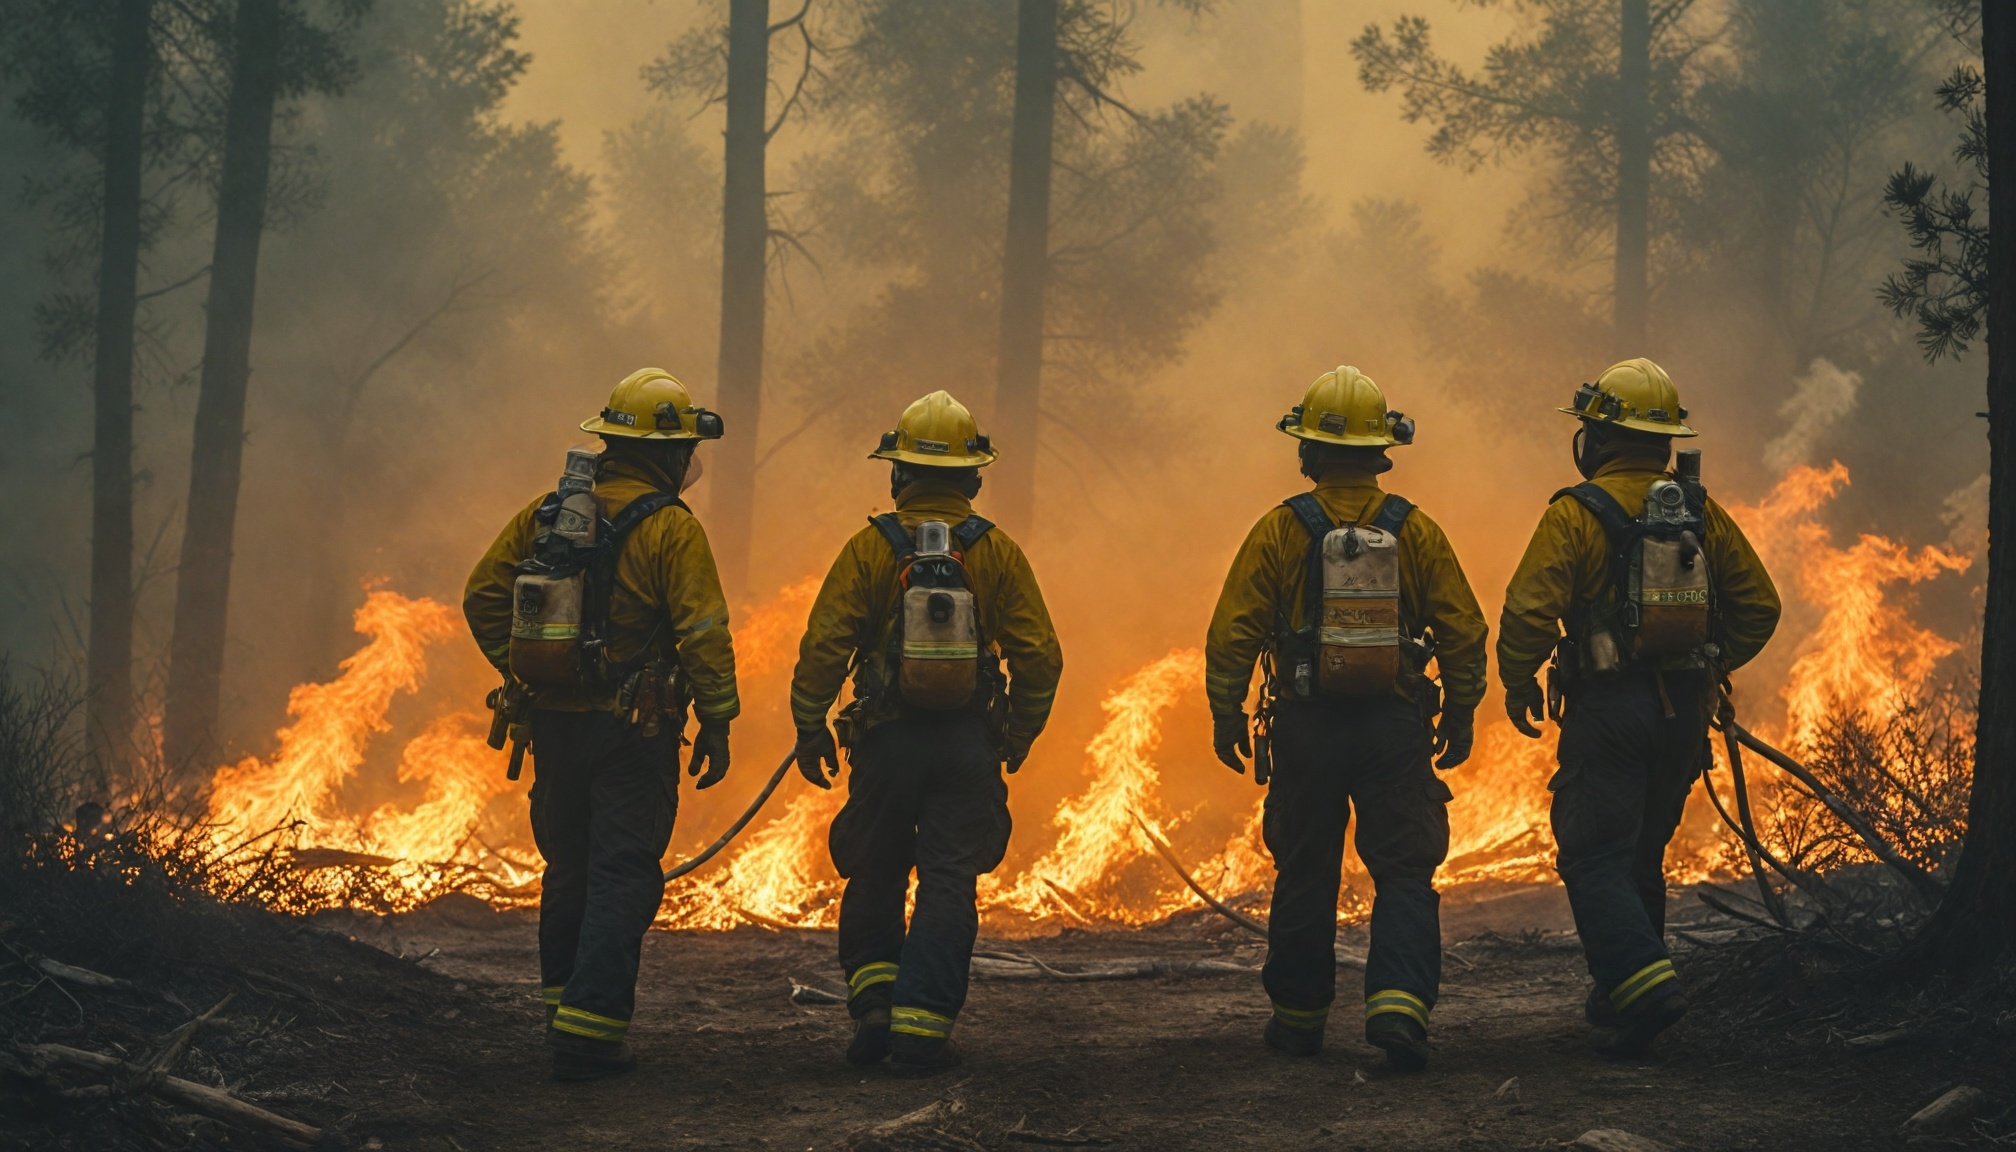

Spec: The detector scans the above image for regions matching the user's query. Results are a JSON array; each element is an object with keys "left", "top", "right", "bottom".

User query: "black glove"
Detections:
[
  {"left": 1506, "top": 680, "right": 1546, "bottom": 739},
  {"left": 1433, "top": 706, "right": 1475, "bottom": 770},
  {"left": 687, "top": 722, "right": 731, "bottom": 789},
  {"left": 1213, "top": 711, "right": 1252, "bottom": 774},
  {"left": 796, "top": 724, "right": 840, "bottom": 789},
  {"left": 1001, "top": 728, "right": 1034, "bottom": 774}
]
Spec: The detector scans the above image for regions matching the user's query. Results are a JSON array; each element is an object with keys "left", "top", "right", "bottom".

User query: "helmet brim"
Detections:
[
  {"left": 1280, "top": 424, "right": 1403, "bottom": 448},
  {"left": 1557, "top": 408, "right": 1698, "bottom": 437},
  {"left": 869, "top": 447, "right": 997, "bottom": 467},
  {"left": 581, "top": 417, "right": 710, "bottom": 440}
]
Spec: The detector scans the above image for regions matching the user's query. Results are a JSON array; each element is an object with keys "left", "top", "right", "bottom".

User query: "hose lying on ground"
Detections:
[
  {"left": 1711, "top": 716, "right": 1945, "bottom": 906},
  {"left": 663, "top": 749, "right": 796, "bottom": 883}
]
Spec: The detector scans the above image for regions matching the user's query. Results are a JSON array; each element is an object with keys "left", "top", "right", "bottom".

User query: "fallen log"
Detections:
[
  {"left": 1900, "top": 1085, "right": 1986, "bottom": 1136},
  {"left": 22, "top": 1042, "right": 323, "bottom": 1145},
  {"left": 131, "top": 990, "right": 236, "bottom": 1090},
  {"left": 970, "top": 952, "right": 1255, "bottom": 981},
  {"left": 1005, "top": 1116, "right": 1109, "bottom": 1146},
  {"left": 34, "top": 958, "right": 140, "bottom": 992},
  {"left": 1128, "top": 810, "right": 1267, "bottom": 937}
]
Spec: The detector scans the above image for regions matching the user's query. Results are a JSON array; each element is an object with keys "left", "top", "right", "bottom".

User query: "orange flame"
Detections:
[
  {"left": 201, "top": 591, "right": 526, "bottom": 910},
  {"left": 985, "top": 648, "right": 1203, "bottom": 923},
  {"left": 204, "top": 455, "right": 1977, "bottom": 925},
  {"left": 1732, "top": 463, "right": 1971, "bottom": 749}
]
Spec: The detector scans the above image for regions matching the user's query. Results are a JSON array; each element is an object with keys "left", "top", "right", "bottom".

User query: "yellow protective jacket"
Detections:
[
  {"left": 789, "top": 481, "right": 1063, "bottom": 741},
  {"left": 1497, "top": 455, "right": 1781, "bottom": 688},
  {"left": 463, "top": 458, "right": 740, "bottom": 720},
  {"left": 1205, "top": 470, "right": 1490, "bottom": 717}
]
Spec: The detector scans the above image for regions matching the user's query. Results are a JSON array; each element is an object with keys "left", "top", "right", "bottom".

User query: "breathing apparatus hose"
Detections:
[{"left": 662, "top": 749, "right": 796, "bottom": 883}]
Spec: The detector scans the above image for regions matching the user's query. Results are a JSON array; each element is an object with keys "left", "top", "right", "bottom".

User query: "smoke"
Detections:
[
  {"left": 1763, "top": 358, "right": 1861, "bottom": 475},
  {"left": 1942, "top": 473, "right": 1990, "bottom": 564}
]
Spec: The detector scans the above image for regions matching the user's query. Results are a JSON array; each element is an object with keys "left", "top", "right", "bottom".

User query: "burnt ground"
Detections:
[{"left": 5, "top": 881, "right": 2010, "bottom": 1151}]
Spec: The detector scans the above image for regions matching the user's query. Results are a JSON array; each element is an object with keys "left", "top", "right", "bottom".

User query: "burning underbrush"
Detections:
[{"left": 4, "top": 460, "right": 1984, "bottom": 947}]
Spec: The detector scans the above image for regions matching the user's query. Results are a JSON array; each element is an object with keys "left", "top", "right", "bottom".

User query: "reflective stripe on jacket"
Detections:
[
  {"left": 1496, "top": 455, "right": 1781, "bottom": 689},
  {"left": 462, "top": 458, "right": 740, "bottom": 719},
  {"left": 1205, "top": 470, "right": 1489, "bottom": 717},
  {"left": 789, "top": 481, "right": 1063, "bottom": 741}
]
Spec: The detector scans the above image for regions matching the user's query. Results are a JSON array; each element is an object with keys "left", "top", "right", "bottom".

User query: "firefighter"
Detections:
[
  {"left": 464, "top": 368, "right": 740, "bottom": 1081},
  {"left": 1207, "top": 366, "right": 1488, "bottom": 1071},
  {"left": 790, "top": 390, "right": 1064, "bottom": 1076},
  {"left": 1500, "top": 358, "right": 1780, "bottom": 1057}
]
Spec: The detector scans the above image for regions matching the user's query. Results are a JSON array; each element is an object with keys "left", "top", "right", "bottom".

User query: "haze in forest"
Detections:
[{"left": 0, "top": 0, "right": 1989, "bottom": 853}]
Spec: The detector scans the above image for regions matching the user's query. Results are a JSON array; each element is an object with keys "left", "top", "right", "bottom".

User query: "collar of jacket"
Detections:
[
  {"left": 1312, "top": 468, "right": 1385, "bottom": 493},
  {"left": 598, "top": 455, "right": 684, "bottom": 497},
  {"left": 1592, "top": 452, "right": 1669, "bottom": 479},
  {"left": 894, "top": 481, "right": 975, "bottom": 521}
]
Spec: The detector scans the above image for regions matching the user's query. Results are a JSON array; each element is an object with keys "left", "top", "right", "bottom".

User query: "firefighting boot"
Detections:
[
  {"left": 547, "top": 1028, "right": 638, "bottom": 1082},
  {"left": 1365, "top": 990, "right": 1431, "bottom": 1072},
  {"left": 1593, "top": 962, "right": 1688, "bottom": 1058},
  {"left": 1584, "top": 983, "right": 1616, "bottom": 1028},
  {"left": 846, "top": 985, "right": 894, "bottom": 1065},
  {"left": 1365, "top": 1013, "right": 1429, "bottom": 1072},
  {"left": 1263, "top": 1004, "right": 1326, "bottom": 1057},
  {"left": 888, "top": 1007, "right": 962, "bottom": 1076}
]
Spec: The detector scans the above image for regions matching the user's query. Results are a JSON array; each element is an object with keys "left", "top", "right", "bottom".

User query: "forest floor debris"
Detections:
[{"left": 11, "top": 879, "right": 2015, "bottom": 1150}]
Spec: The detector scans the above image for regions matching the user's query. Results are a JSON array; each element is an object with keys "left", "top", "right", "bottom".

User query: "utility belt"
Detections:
[
  {"left": 834, "top": 652, "right": 1008, "bottom": 756},
  {"left": 1546, "top": 623, "right": 1718, "bottom": 727}
]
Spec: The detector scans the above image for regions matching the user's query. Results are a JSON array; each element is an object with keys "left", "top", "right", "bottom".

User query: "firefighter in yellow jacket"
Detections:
[
  {"left": 1500, "top": 358, "right": 1780, "bottom": 1057},
  {"left": 1207, "top": 367, "right": 1488, "bottom": 1071},
  {"left": 791, "top": 391, "right": 1063, "bottom": 1076},
  {"left": 464, "top": 369, "right": 740, "bottom": 1081}
]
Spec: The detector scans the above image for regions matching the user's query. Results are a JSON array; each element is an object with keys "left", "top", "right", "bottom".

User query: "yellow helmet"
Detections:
[
  {"left": 870, "top": 390, "right": 997, "bottom": 467},
  {"left": 579, "top": 368, "right": 724, "bottom": 440},
  {"left": 1278, "top": 365, "right": 1415, "bottom": 447},
  {"left": 1559, "top": 357, "right": 1697, "bottom": 437}
]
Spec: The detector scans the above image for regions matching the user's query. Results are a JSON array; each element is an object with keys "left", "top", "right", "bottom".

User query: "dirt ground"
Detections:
[{"left": 262, "top": 884, "right": 1978, "bottom": 1152}]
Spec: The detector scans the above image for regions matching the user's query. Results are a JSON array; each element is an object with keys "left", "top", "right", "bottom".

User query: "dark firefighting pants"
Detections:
[
  {"left": 529, "top": 709, "right": 676, "bottom": 1044},
  {"left": 830, "top": 712, "right": 1012, "bottom": 1042},
  {"left": 1550, "top": 671, "right": 1708, "bottom": 1013},
  {"left": 1262, "top": 696, "right": 1451, "bottom": 1033}
]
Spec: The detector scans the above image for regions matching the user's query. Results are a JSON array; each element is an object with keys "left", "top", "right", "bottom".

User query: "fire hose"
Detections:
[
  {"left": 1709, "top": 713, "right": 1945, "bottom": 906},
  {"left": 662, "top": 749, "right": 796, "bottom": 883}
]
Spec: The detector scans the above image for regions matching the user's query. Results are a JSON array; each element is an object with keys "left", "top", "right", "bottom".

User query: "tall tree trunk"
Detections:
[
  {"left": 161, "top": 0, "right": 282, "bottom": 770},
  {"left": 1905, "top": 0, "right": 2016, "bottom": 979},
  {"left": 1613, "top": 0, "right": 1651, "bottom": 355},
  {"left": 712, "top": 0, "right": 768, "bottom": 596},
  {"left": 991, "top": 0, "right": 1059, "bottom": 531},
  {"left": 85, "top": 0, "right": 153, "bottom": 781}
]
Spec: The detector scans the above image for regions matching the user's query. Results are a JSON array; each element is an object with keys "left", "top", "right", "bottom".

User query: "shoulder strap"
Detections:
[
  {"left": 870, "top": 513, "right": 916, "bottom": 561},
  {"left": 607, "top": 490, "right": 688, "bottom": 541},
  {"left": 1551, "top": 482, "right": 1641, "bottom": 606},
  {"left": 1550, "top": 483, "right": 1634, "bottom": 542},
  {"left": 953, "top": 514, "right": 994, "bottom": 550},
  {"left": 1370, "top": 494, "right": 1414, "bottom": 535},
  {"left": 1280, "top": 494, "right": 1334, "bottom": 642},
  {"left": 1282, "top": 492, "right": 1333, "bottom": 542}
]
